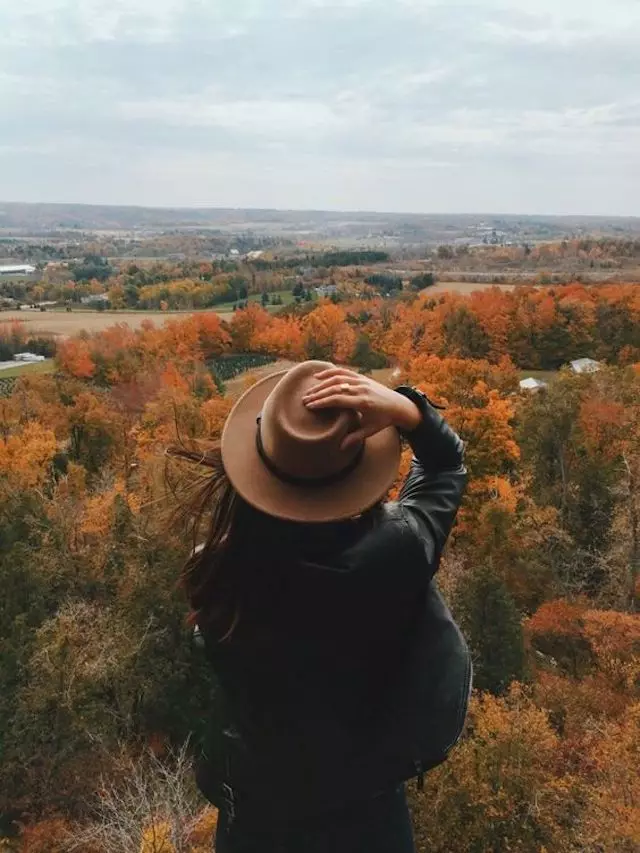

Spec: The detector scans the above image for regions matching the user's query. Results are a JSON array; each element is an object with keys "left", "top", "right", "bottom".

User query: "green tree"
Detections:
[
  {"left": 71, "top": 255, "right": 113, "bottom": 283},
  {"left": 453, "top": 565, "right": 525, "bottom": 695},
  {"left": 410, "top": 272, "right": 435, "bottom": 291},
  {"left": 124, "top": 284, "right": 140, "bottom": 308},
  {"left": 349, "top": 335, "right": 388, "bottom": 374},
  {"left": 365, "top": 273, "right": 402, "bottom": 295}
]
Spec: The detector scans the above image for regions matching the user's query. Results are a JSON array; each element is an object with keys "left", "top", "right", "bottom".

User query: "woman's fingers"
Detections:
[
  {"left": 303, "top": 377, "right": 365, "bottom": 401},
  {"left": 313, "top": 367, "right": 360, "bottom": 381},
  {"left": 304, "top": 392, "right": 362, "bottom": 411}
]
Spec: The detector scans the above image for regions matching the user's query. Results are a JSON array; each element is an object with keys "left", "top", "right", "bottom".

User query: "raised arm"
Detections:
[
  {"left": 393, "top": 386, "right": 467, "bottom": 575},
  {"left": 303, "top": 370, "right": 467, "bottom": 579}
]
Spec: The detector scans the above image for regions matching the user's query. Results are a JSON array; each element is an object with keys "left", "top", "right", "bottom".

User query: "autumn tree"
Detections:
[
  {"left": 56, "top": 338, "right": 96, "bottom": 379},
  {"left": 0, "top": 422, "right": 57, "bottom": 489},
  {"left": 301, "top": 302, "right": 356, "bottom": 363},
  {"left": 66, "top": 744, "right": 215, "bottom": 853},
  {"left": 408, "top": 685, "right": 579, "bottom": 853},
  {"left": 518, "top": 367, "right": 640, "bottom": 601},
  {"left": 229, "top": 302, "right": 271, "bottom": 352},
  {"left": 253, "top": 315, "right": 305, "bottom": 359}
]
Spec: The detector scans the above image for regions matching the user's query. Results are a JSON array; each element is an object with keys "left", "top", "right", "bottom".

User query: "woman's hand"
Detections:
[{"left": 302, "top": 366, "right": 421, "bottom": 450}]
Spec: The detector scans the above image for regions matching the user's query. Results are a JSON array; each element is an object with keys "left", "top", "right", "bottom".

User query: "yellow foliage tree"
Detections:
[
  {"left": 139, "top": 821, "right": 175, "bottom": 853},
  {"left": 577, "top": 702, "right": 640, "bottom": 851},
  {"left": 409, "top": 684, "right": 579, "bottom": 853},
  {"left": 0, "top": 422, "right": 57, "bottom": 489}
]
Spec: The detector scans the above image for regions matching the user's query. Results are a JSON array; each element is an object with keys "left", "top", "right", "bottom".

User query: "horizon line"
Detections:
[{"left": 1, "top": 200, "right": 639, "bottom": 221}]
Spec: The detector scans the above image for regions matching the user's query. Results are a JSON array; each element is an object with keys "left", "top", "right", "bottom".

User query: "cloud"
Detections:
[{"left": 0, "top": 0, "right": 639, "bottom": 214}]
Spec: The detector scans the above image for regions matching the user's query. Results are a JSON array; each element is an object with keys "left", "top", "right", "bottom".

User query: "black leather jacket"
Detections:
[{"left": 196, "top": 387, "right": 470, "bottom": 822}]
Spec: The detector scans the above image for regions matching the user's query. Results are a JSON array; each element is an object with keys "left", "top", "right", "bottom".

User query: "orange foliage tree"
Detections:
[
  {"left": 301, "top": 302, "right": 356, "bottom": 363},
  {"left": 0, "top": 422, "right": 57, "bottom": 489}
]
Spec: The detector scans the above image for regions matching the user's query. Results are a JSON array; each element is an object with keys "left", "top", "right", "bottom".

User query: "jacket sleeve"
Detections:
[{"left": 394, "top": 386, "right": 468, "bottom": 578}]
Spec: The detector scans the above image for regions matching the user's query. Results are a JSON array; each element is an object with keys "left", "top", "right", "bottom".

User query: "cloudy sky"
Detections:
[{"left": 1, "top": 0, "right": 639, "bottom": 215}]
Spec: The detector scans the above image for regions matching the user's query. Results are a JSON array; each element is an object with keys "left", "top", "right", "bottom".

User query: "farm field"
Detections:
[
  {"left": 0, "top": 309, "right": 234, "bottom": 337},
  {"left": 426, "top": 280, "right": 519, "bottom": 295}
]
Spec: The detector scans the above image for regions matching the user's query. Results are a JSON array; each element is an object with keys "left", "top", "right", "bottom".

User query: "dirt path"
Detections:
[
  {"left": 223, "top": 360, "right": 298, "bottom": 398},
  {"left": 223, "top": 361, "right": 401, "bottom": 401}
]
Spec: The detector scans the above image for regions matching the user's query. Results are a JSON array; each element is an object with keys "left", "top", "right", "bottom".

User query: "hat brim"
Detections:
[{"left": 221, "top": 370, "right": 401, "bottom": 523}]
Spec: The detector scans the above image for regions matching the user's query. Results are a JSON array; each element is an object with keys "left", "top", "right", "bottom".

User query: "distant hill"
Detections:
[{"left": 1, "top": 201, "right": 639, "bottom": 244}]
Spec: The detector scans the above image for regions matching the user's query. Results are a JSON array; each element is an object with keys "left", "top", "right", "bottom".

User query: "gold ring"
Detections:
[{"left": 341, "top": 383, "right": 350, "bottom": 393}]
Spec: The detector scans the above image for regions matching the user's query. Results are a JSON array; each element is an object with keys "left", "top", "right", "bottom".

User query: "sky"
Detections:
[{"left": 1, "top": 0, "right": 639, "bottom": 216}]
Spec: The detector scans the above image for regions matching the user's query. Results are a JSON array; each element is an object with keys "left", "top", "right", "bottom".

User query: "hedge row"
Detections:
[
  {"left": 0, "top": 377, "right": 17, "bottom": 398},
  {"left": 209, "top": 354, "right": 277, "bottom": 382}
]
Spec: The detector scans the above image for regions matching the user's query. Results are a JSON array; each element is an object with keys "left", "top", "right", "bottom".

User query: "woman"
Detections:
[{"left": 168, "top": 361, "right": 471, "bottom": 853}]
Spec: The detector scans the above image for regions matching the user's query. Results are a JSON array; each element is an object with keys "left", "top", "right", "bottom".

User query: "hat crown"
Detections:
[
  {"left": 259, "top": 361, "right": 361, "bottom": 482},
  {"left": 221, "top": 359, "right": 400, "bottom": 522}
]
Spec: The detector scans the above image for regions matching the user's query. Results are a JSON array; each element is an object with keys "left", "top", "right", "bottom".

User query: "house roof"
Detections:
[
  {"left": 519, "top": 377, "right": 548, "bottom": 390},
  {"left": 13, "top": 352, "right": 46, "bottom": 361},
  {"left": 0, "top": 264, "right": 36, "bottom": 273},
  {"left": 570, "top": 358, "right": 601, "bottom": 373}
]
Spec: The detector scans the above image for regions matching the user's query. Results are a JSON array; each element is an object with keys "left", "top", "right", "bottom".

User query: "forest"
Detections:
[{"left": 0, "top": 282, "right": 638, "bottom": 852}]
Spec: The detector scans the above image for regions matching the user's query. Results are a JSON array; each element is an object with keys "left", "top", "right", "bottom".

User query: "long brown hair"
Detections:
[
  {"left": 165, "top": 441, "right": 241, "bottom": 641},
  {"left": 166, "top": 439, "right": 385, "bottom": 642}
]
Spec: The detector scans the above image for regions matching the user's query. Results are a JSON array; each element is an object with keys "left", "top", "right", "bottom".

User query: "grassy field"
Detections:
[
  {"left": 0, "top": 295, "right": 297, "bottom": 337},
  {"left": 212, "top": 290, "right": 296, "bottom": 313},
  {"left": 518, "top": 369, "right": 559, "bottom": 383},
  {"left": 0, "top": 360, "right": 55, "bottom": 379}
]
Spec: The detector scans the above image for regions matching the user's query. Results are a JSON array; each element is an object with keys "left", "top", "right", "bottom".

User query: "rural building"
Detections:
[
  {"left": 519, "top": 377, "right": 548, "bottom": 393},
  {"left": 299, "top": 266, "right": 316, "bottom": 279},
  {"left": 20, "top": 301, "right": 57, "bottom": 311},
  {"left": 315, "top": 284, "right": 338, "bottom": 297},
  {"left": 0, "top": 264, "right": 36, "bottom": 276},
  {"left": 80, "top": 293, "right": 110, "bottom": 305},
  {"left": 570, "top": 358, "right": 602, "bottom": 375},
  {"left": 13, "top": 352, "right": 46, "bottom": 363}
]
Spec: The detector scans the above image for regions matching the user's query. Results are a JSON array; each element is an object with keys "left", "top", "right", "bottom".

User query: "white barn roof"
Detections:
[
  {"left": 570, "top": 358, "right": 601, "bottom": 374},
  {"left": 519, "top": 377, "right": 548, "bottom": 391},
  {"left": 0, "top": 264, "right": 36, "bottom": 274},
  {"left": 13, "top": 352, "right": 46, "bottom": 362}
]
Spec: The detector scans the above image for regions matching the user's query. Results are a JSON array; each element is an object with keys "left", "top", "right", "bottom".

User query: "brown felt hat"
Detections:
[{"left": 221, "top": 360, "right": 401, "bottom": 522}]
